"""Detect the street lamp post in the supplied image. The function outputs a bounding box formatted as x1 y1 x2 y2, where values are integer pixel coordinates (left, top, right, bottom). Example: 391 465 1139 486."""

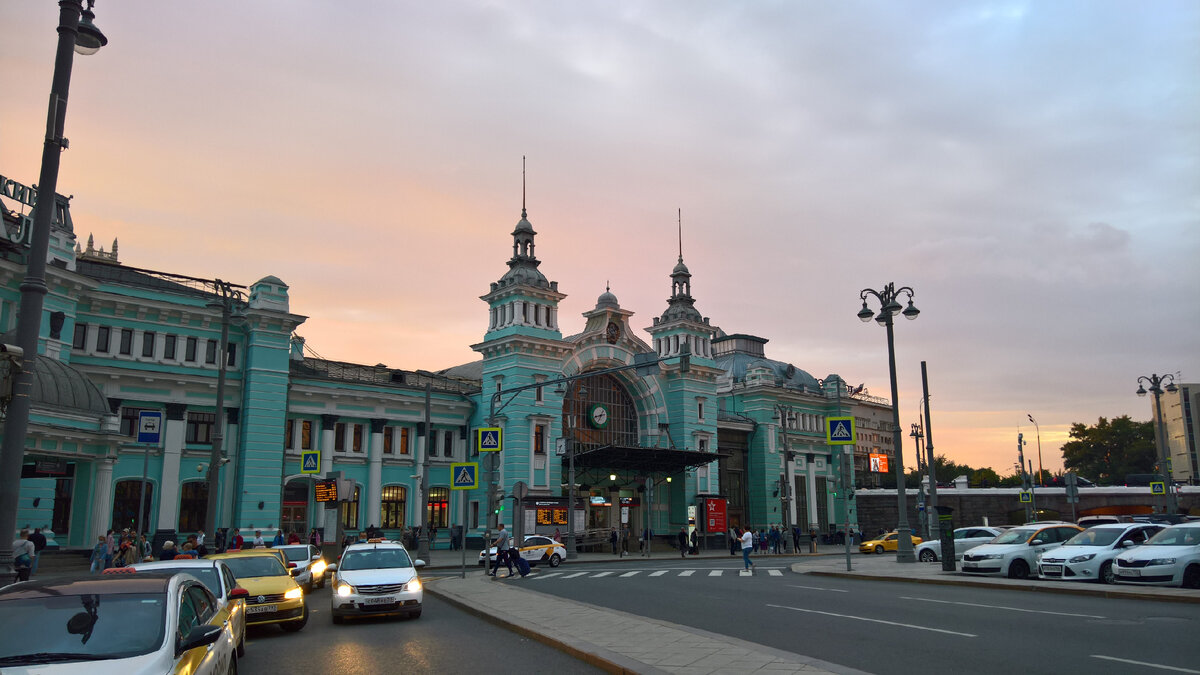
0 0 106 578
1137 373 1179 514
909 422 925 539
202 281 244 541
1027 414 1043 487
858 282 920 563
775 405 796 538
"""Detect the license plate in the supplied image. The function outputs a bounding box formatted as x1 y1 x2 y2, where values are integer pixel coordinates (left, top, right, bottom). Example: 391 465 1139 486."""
1118 569 1141 577
1041 565 1062 573
246 604 277 614
364 596 396 605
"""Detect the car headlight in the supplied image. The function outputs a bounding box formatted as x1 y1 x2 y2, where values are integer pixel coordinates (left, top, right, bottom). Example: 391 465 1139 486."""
1147 558 1177 566
406 578 422 592
336 583 355 597
978 554 1004 560
1068 553 1097 563
284 587 304 600
311 560 327 576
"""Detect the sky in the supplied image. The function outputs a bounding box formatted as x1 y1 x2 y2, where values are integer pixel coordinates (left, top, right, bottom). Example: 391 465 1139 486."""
2 2 1197 476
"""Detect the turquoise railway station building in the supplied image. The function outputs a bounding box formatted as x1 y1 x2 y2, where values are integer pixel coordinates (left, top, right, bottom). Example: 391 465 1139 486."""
1 174 896 551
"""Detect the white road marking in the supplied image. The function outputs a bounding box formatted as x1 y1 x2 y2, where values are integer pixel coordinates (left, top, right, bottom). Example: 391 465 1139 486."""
591 571 613 578
562 572 587 579
1091 655 1200 673
767 604 976 637
786 584 848 592
532 572 562 580
900 596 1106 619
620 571 640 577
649 570 668 577
708 570 723 577
768 570 783 576
679 570 695 576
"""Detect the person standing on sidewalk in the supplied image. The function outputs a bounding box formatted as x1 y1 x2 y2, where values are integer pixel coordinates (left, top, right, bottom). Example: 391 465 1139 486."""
28 527 47 576
740 528 755 572
489 523 512 577
610 528 618 555
677 527 688 558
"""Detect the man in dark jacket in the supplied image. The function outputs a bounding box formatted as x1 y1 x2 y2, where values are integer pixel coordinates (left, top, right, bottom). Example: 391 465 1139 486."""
677 527 687 558
28 528 48 576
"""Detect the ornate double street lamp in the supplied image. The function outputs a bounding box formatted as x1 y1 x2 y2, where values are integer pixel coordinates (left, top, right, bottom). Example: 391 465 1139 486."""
1137 373 1179 515
858 282 919 563
202 281 246 543
775 404 797 536
0 0 107 578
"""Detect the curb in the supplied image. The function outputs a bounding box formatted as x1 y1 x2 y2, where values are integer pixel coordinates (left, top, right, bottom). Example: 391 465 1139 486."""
803 569 1200 604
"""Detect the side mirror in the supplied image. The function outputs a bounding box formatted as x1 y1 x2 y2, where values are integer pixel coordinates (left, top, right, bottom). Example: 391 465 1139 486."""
414 559 426 568
1030 539 1044 546
229 587 249 600
177 624 222 656
1121 540 1136 548
326 563 338 573
311 554 321 561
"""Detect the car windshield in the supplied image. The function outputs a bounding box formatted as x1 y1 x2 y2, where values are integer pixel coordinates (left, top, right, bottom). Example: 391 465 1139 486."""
276 547 311 563
0 593 166 664
1064 529 1122 547
340 549 413 571
991 528 1036 545
136 567 220 595
221 555 287 578
1145 526 1200 547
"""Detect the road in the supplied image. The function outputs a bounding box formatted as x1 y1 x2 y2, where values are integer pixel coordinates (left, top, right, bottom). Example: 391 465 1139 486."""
237 582 602 674
517 557 1200 675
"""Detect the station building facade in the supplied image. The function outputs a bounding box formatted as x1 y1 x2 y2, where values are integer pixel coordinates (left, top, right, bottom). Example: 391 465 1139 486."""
2 178 896 550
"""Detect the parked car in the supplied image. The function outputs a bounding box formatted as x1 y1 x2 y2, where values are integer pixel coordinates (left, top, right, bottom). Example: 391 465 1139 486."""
478 535 567 568
332 539 424 623
859 531 923 555
914 526 1004 562
1037 523 1163 584
1113 522 1200 588
207 551 308 632
130 558 248 657
961 523 1083 579
0 570 239 674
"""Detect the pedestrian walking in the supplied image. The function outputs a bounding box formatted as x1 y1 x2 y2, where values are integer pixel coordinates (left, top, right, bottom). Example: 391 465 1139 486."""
740 528 755 571
252 530 265 548
233 528 245 550
104 529 115 570
621 526 630 557
489 523 513 577
89 536 107 573
677 527 688 558
689 528 698 555
28 527 47 576
610 528 619 555
272 528 284 547
309 528 321 547
12 529 35 582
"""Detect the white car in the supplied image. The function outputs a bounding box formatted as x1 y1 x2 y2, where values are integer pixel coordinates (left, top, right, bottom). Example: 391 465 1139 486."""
1037 523 1163 584
332 539 425 624
274 544 328 592
1113 522 1200 588
0 570 239 675
915 526 1004 562
130 558 248 657
961 523 1083 579
478 535 567 568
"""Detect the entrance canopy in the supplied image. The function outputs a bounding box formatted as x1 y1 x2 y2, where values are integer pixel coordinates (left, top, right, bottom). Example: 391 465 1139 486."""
573 444 725 474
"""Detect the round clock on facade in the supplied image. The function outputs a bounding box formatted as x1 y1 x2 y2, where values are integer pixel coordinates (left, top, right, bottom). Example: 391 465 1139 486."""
589 403 609 429
605 321 621 344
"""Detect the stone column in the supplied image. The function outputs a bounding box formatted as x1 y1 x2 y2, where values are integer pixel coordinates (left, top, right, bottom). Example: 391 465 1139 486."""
92 457 116 541
321 415 339 541
806 455 819 532
156 404 187 530
366 419 385 531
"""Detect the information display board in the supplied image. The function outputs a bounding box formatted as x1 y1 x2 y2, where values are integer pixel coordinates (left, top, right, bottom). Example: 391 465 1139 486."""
314 478 338 502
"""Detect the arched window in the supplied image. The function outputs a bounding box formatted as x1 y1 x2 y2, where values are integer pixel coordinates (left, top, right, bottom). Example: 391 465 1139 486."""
427 487 449 529
340 485 361 530
178 481 209 532
111 480 153 533
380 485 407 529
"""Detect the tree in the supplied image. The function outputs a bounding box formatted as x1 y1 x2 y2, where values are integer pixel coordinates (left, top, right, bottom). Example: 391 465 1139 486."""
1060 416 1156 485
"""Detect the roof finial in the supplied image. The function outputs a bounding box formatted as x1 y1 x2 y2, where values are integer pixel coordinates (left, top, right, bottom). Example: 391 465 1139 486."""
606 280 610 292
521 155 527 218
677 208 683 262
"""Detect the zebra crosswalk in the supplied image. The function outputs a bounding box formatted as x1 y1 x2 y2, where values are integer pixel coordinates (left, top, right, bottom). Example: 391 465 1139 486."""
528 568 785 581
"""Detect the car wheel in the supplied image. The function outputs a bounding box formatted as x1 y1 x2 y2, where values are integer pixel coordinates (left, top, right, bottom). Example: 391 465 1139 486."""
303 582 313 595
236 634 245 658
1099 561 1116 585
1182 565 1200 589
548 553 561 568
228 655 238 675
409 609 422 620
874 545 884 554
1008 559 1030 580
331 613 344 625
918 549 937 563
280 603 308 632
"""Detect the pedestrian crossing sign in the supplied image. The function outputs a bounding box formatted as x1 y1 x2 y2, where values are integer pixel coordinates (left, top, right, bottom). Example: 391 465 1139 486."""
1150 481 1166 495
1019 490 1032 503
478 427 503 452
300 450 320 474
451 462 478 490
826 417 855 445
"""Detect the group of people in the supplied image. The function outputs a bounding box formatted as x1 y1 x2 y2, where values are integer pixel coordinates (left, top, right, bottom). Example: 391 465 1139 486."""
727 525 805 557
87 529 154 573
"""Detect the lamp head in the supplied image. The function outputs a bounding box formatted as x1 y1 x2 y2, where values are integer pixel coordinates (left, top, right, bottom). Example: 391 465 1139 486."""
74 4 107 56
1136 384 1148 398
857 301 874 323
1165 382 1178 394
902 300 920 320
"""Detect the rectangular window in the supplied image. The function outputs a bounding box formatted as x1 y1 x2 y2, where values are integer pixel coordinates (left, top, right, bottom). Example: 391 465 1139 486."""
335 422 346 451
383 427 394 455
141 331 156 358
534 424 546 454
699 438 709 453
95 326 110 353
164 334 177 360
186 412 216 445
205 339 217 364
340 486 360 530
352 424 363 453
443 430 453 458
301 420 313 450
118 329 133 355
285 419 295 450
535 386 543 403
426 430 437 458
72 323 87 350
470 501 479 529
185 336 198 362
226 343 237 367
119 407 154 437
697 401 704 420
400 427 410 455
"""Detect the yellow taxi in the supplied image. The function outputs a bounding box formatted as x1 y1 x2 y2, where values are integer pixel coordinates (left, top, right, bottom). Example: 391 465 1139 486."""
860 531 924 554
207 550 308 632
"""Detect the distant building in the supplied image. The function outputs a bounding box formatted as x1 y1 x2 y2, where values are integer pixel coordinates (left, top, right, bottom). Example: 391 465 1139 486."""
1152 382 1200 484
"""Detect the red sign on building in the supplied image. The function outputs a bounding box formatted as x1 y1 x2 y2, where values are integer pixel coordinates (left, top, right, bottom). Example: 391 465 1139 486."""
704 498 727 533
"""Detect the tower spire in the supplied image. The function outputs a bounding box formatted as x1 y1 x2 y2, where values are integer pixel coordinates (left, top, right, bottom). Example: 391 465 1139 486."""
678 208 683 262
522 155 527 218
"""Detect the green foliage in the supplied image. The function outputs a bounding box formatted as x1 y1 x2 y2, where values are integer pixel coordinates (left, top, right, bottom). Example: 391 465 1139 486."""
1061 416 1156 485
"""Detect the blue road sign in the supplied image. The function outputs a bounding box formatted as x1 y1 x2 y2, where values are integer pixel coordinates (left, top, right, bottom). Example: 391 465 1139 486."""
478 427 503 452
826 417 855 445
451 462 479 490
301 450 321 474
1150 481 1166 495
136 411 163 444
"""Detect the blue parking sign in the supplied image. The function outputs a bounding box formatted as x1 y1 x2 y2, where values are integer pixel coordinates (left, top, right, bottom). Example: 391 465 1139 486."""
136 411 163 444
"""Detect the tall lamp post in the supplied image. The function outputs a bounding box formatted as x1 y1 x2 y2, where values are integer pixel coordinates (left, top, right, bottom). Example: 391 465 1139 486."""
774 404 796 537
909 422 926 539
1137 373 1179 515
0 0 106 577
1027 414 1043 487
858 282 920 563
202 281 244 541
